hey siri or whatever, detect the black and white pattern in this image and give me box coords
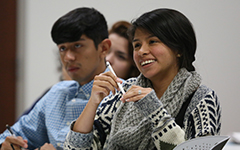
[64,69,221,150]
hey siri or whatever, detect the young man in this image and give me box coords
[0,7,111,150]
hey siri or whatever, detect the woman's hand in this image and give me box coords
[89,71,121,105]
[73,71,122,134]
[120,85,152,103]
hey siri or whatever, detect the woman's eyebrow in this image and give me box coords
[116,50,127,56]
[132,39,139,43]
[133,35,155,43]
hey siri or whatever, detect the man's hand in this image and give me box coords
[1,136,28,150]
[34,143,56,150]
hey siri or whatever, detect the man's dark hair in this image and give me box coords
[51,7,108,49]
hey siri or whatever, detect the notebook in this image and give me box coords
[173,136,230,150]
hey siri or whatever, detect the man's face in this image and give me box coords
[58,35,105,85]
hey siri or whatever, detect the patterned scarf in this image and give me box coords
[107,68,201,149]
[135,68,202,117]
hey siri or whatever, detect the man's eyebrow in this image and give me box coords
[77,38,86,41]
[57,39,86,47]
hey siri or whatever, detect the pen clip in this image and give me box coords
[6,124,16,136]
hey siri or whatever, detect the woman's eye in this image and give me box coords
[117,55,127,60]
[133,43,141,49]
[75,44,82,48]
[149,40,157,44]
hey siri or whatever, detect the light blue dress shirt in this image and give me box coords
[0,71,102,149]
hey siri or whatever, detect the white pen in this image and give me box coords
[106,61,125,94]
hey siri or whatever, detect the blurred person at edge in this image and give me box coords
[107,21,140,80]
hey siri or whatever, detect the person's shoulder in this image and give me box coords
[53,80,78,87]
[193,85,221,118]
[40,80,81,103]
[198,85,220,106]
[185,85,219,117]
[194,85,218,101]
[50,80,80,92]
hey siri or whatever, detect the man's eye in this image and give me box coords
[75,44,82,48]
[59,47,66,52]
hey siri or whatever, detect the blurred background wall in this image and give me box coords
[0,1,16,133]
[2,0,240,135]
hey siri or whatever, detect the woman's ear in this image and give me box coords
[100,39,111,57]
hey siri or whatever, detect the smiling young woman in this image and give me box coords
[64,8,221,150]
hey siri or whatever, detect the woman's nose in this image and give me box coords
[106,52,114,64]
[138,44,149,57]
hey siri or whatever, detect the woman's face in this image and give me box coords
[132,28,179,81]
[106,33,132,79]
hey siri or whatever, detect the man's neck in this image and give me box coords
[78,65,107,86]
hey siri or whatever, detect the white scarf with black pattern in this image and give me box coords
[135,68,202,117]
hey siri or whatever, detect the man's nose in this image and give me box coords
[64,50,75,62]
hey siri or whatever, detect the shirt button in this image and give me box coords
[72,99,76,102]
[66,122,70,125]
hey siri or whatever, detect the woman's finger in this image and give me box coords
[121,86,152,103]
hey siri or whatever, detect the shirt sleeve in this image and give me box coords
[0,93,49,149]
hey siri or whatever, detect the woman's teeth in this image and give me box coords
[141,60,155,66]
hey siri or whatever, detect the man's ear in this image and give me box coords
[100,39,111,57]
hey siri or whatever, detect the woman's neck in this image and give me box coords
[151,70,178,99]
[152,79,171,99]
